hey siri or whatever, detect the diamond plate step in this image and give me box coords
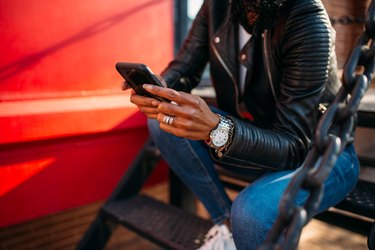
[102,195,213,250]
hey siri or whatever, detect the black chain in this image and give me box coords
[259,0,375,249]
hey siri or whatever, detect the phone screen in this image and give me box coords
[116,62,169,102]
[126,69,151,95]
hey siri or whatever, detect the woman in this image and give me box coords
[125,0,359,249]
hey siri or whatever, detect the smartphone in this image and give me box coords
[116,62,169,102]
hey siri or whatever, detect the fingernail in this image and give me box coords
[151,100,159,106]
[143,84,153,90]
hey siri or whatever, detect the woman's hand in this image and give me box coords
[122,80,161,119]
[121,80,129,91]
[129,90,161,119]
[142,84,220,140]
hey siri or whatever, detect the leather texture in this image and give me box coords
[161,0,342,170]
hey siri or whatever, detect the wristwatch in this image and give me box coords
[206,114,234,158]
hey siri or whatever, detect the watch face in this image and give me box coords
[212,128,229,147]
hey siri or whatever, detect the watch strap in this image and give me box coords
[216,117,234,158]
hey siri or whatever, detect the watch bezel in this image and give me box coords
[207,114,232,149]
[211,127,230,147]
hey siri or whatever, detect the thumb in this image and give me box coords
[121,81,129,91]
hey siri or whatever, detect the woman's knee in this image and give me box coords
[231,187,278,249]
[231,189,275,228]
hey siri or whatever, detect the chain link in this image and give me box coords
[259,0,375,249]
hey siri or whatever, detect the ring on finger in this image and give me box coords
[163,115,171,124]
[163,115,174,125]
[167,116,174,125]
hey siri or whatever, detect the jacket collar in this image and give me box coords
[211,15,239,85]
[211,6,264,88]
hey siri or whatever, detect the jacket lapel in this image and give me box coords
[211,15,239,87]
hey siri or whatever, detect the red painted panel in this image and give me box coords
[0,0,173,99]
[0,158,54,197]
[0,128,155,227]
[0,93,147,144]
[0,0,173,227]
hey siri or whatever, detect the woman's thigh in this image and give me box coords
[230,144,359,249]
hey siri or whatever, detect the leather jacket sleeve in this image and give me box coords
[214,1,335,170]
[160,2,209,93]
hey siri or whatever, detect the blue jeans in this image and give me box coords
[148,118,359,250]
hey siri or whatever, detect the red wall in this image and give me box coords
[0,0,173,227]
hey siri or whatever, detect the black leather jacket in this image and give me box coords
[161,0,341,170]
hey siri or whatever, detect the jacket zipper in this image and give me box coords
[211,40,244,118]
[262,30,277,102]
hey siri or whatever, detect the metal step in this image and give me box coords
[335,180,375,219]
[101,195,213,250]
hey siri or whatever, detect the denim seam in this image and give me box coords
[183,138,232,223]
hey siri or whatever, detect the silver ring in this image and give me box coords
[168,116,174,125]
[163,115,170,124]
[163,115,174,125]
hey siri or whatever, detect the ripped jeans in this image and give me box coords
[148,118,359,250]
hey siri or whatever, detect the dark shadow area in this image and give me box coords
[315,210,373,236]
